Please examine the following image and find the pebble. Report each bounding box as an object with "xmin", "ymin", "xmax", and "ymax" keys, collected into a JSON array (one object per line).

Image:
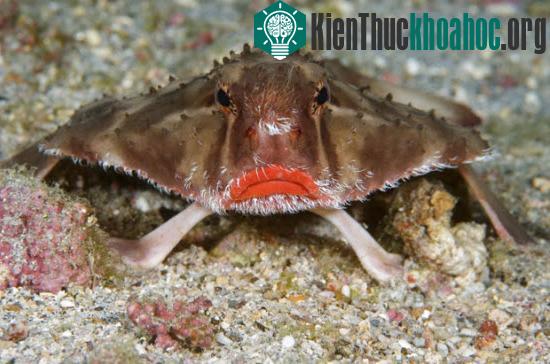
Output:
[
  {"xmin": 339, "ymin": 328, "xmax": 350, "ymax": 336},
  {"xmin": 281, "ymin": 335, "xmax": 295, "ymax": 349},
  {"xmin": 453, "ymin": 86, "xmax": 469, "ymax": 104},
  {"xmin": 373, "ymin": 56, "xmax": 387, "ymax": 69},
  {"xmin": 341, "ymin": 285, "xmax": 350, "ymax": 298},
  {"xmin": 6, "ymin": 321, "xmax": 28, "ymax": 342},
  {"xmin": 405, "ymin": 58, "xmax": 421, "ymax": 76},
  {"xmin": 134, "ymin": 195, "xmax": 152, "ymax": 212},
  {"xmin": 524, "ymin": 92, "xmax": 542, "ymax": 114},
  {"xmin": 398, "ymin": 339, "xmax": 413, "ymax": 350},
  {"xmin": 220, "ymin": 322, "xmax": 230, "ymax": 331},
  {"xmin": 461, "ymin": 61, "xmax": 490, "ymax": 80},
  {"xmin": 387, "ymin": 309, "xmax": 405, "ymax": 323},
  {"xmin": 437, "ymin": 343, "xmax": 449, "ymax": 356},
  {"xmin": 76, "ymin": 29, "xmax": 102, "ymax": 46},
  {"xmin": 532, "ymin": 177, "xmax": 550, "ymax": 193},
  {"xmin": 488, "ymin": 309, "xmax": 512, "ymax": 328},
  {"xmin": 302, "ymin": 340, "xmax": 324, "ymax": 357},
  {"xmin": 461, "ymin": 346, "xmax": 476, "ymax": 357},
  {"xmin": 135, "ymin": 343, "xmax": 146, "ymax": 356},
  {"xmin": 216, "ymin": 333, "xmax": 232, "ymax": 346},
  {"xmin": 413, "ymin": 338, "xmax": 425, "ymax": 347},
  {"xmin": 60, "ymin": 299, "xmax": 75, "ymax": 308},
  {"xmin": 526, "ymin": 76, "xmax": 538, "ymax": 89},
  {"xmin": 420, "ymin": 310, "xmax": 431, "ymax": 320},
  {"xmin": 460, "ymin": 328, "xmax": 478, "ymax": 337},
  {"xmin": 319, "ymin": 291, "xmax": 335, "ymax": 298}
]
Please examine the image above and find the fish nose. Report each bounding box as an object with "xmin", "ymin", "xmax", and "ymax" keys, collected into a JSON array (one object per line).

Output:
[
  {"xmin": 245, "ymin": 125, "xmax": 302, "ymax": 151},
  {"xmin": 246, "ymin": 126, "xmax": 259, "ymax": 149}
]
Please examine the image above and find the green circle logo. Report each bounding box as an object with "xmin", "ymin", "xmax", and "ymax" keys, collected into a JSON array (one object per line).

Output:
[{"xmin": 254, "ymin": 1, "xmax": 306, "ymax": 60}]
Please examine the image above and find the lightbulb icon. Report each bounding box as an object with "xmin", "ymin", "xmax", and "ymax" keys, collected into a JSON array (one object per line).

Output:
[
  {"xmin": 254, "ymin": 1, "xmax": 306, "ymax": 60},
  {"xmin": 263, "ymin": 10, "xmax": 296, "ymax": 60}
]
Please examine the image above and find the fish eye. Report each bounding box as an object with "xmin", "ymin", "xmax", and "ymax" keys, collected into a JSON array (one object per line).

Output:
[
  {"xmin": 216, "ymin": 88, "xmax": 231, "ymax": 107},
  {"xmin": 315, "ymin": 86, "xmax": 329, "ymax": 105}
]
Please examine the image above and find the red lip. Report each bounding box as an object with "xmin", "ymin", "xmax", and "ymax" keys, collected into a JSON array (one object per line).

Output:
[{"xmin": 229, "ymin": 165, "xmax": 319, "ymax": 201}]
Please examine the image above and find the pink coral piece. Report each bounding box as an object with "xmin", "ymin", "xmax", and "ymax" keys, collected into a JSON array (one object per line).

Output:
[
  {"xmin": 387, "ymin": 309, "xmax": 405, "ymax": 323},
  {"xmin": 127, "ymin": 296, "xmax": 214, "ymax": 350},
  {"xmin": 0, "ymin": 178, "xmax": 92, "ymax": 292}
]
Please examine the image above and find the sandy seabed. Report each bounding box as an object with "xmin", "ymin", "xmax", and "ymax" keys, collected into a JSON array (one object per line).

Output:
[{"xmin": 0, "ymin": 1, "xmax": 548, "ymax": 362}]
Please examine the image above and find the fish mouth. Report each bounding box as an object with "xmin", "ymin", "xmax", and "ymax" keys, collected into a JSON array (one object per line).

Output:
[{"xmin": 229, "ymin": 165, "xmax": 320, "ymax": 201}]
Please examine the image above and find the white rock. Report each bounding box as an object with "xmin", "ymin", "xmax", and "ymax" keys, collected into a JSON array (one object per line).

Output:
[
  {"xmin": 281, "ymin": 335, "xmax": 296, "ymax": 349},
  {"xmin": 341, "ymin": 285, "xmax": 351, "ymax": 297},
  {"xmin": 135, "ymin": 343, "xmax": 146, "ymax": 355},
  {"xmin": 461, "ymin": 61, "xmax": 490, "ymax": 80},
  {"xmin": 405, "ymin": 58, "xmax": 421, "ymax": 76},
  {"xmin": 436, "ymin": 343, "xmax": 449, "ymax": 356},
  {"xmin": 453, "ymin": 86, "xmax": 469, "ymax": 104},
  {"xmin": 414, "ymin": 338, "xmax": 425, "ymax": 347},
  {"xmin": 526, "ymin": 76, "xmax": 538, "ymax": 89},
  {"xmin": 60, "ymin": 299, "xmax": 75, "ymax": 308},
  {"xmin": 216, "ymin": 333, "xmax": 232, "ymax": 346},
  {"xmin": 373, "ymin": 56, "xmax": 387, "ymax": 69},
  {"xmin": 220, "ymin": 321, "xmax": 230, "ymax": 331},
  {"xmin": 488, "ymin": 309, "xmax": 512, "ymax": 328},
  {"xmin": 524, "ymin": 92, "xmax": 541, "ymax": 114},
  {"xmin": 461, "ymin": 346, "xmax": 476, "ymax": 357},
  {"xmin": 76, "ymin": 29, "xmax": 102, "ymax": 46},
  {"xmin": 460, "ymin": 328, "xmax": 478, "ymax": 337},
  {"xmin": 300, "ymin": 340, "xmax": 324, "ymax": 357},
  {"xmin": 121, "ymin": 76, "xmax": 134, "ymax": 89},
  {"xmin": 134, "ymin": 196, "xmax": 151, "ymax": 212},
  {"xmin": 319, "ymin": 290, "xmax": 335, "ymax": 298},
  {"xmin": 421, "ymin": 310, "xmax": 432, "ymax": 320},
  {"xmin": 398, "ymin": 339, "xmax": 413, "ymax": 349}
]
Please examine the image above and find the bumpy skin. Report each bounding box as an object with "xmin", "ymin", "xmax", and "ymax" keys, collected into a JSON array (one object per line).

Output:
[{"xmin": 22, "ymin": 46, "xmax": 487, "ymax": 215}]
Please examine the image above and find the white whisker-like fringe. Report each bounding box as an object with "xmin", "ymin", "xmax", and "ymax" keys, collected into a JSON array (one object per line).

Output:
[
  {"xmin": 258, "ymin": 117, "xmax": 294, "ymax": 136},
  {"xmin": 376, "ymin": 147, "xmax": 494, "ymax": 193},
  {"xmin": 204, "ymin": 192, "xmax": 344, "ymax": 215},
  {"xmin": 39, "ymin": 146, "xmax": 180, "ymax": 196},
  {"xmin": 39, "ymin": 145, "xmax": 64, "ymax": 157},
  {"xmin": 473, "ymin": 146, "xmax": 497, "ymax": 161},
  {"xmin": 194, "ymin": 171, "xmax": 349, "ymax": 215},
  {"xmin": 38, "ymin": 144, "xmax": 496, "ymax": 216}
]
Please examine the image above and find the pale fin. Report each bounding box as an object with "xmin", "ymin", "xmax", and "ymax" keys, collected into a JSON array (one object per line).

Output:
[
  {"xmin": 459, "ymin": 165, "xmax": 534, "ymax": 245},
  {"xmin": 1, "ymin": 142, "xmax": 60, "ymax": 179},
  {"xmin": 109, "ymin": 202, "xmax": 213, "ymax": 268},
  {"xmin": 311, "ymin": 208, "xmax": 403, "ymax": 282}
]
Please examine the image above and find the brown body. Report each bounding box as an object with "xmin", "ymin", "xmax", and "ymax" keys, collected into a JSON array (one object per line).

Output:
[
  {"xmin": 1, "ymin": 45, "xmax": 531, "ymax": 282},
  {"xmin": 33, "ymin": 46, "xmax": 486, "ymax": 214}
]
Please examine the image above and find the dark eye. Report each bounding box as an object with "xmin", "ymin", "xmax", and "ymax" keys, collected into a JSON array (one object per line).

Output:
[
  {"xmin": 315, "ymin": 86, "xmax": 329, "ymax": 105},
  {"xmin": 216, "ymin": 88, "xmax": 231, "ymax": 107}
]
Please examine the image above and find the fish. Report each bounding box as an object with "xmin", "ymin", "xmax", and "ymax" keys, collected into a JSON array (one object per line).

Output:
[{"xmin": 1, "ymin": 44, "xmax": 532, "ymax": 282}]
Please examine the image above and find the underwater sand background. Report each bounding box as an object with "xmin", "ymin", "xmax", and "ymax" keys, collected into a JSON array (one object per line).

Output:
[{"xmin": 0, "ymin": 0, "xmax": 548, "ymax": 362}]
